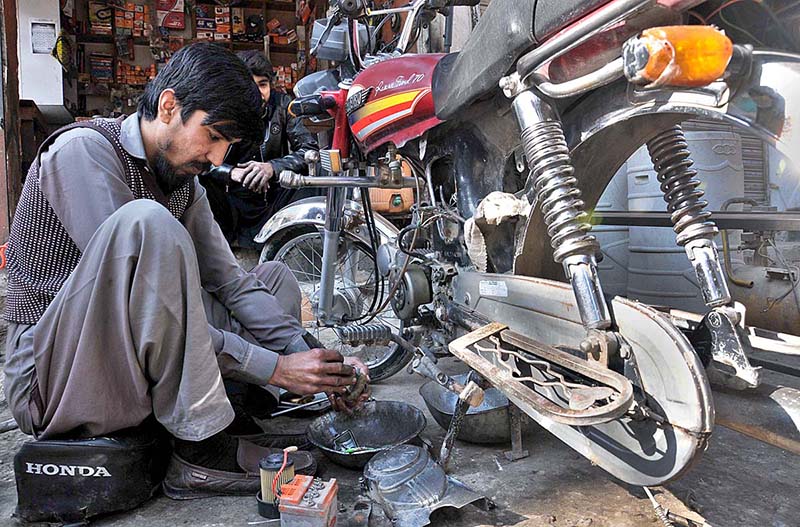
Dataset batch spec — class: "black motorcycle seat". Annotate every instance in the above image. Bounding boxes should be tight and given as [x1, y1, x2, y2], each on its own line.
[13, 423, 169, 523]
[432, 0, 611, 121]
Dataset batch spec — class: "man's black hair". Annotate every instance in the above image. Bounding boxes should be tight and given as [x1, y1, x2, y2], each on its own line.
[236, 50, 275, 80]
[138, 42, 263, 147]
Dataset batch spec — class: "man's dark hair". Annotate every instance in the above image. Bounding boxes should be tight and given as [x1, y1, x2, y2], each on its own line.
[139, 42, 263, 146]
[236, 50, 275, 80]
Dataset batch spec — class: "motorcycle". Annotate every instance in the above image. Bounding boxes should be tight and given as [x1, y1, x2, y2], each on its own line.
[257, 0, 800, 486]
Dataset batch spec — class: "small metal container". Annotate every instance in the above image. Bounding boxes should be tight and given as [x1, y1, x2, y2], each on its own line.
[419, 373, 511, 444]
[307, 401, 426, 469]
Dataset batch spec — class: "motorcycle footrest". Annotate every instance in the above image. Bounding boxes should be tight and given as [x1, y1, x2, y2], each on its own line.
[335, 323, 393, 346]
[448, 323, 634, 426]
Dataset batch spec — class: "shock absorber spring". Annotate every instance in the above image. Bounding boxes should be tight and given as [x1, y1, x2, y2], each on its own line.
[647, 126, 718, 246]
[646, 126, 731, 307]
[512, 91, 610, 330]
[520, 121, 598, 264]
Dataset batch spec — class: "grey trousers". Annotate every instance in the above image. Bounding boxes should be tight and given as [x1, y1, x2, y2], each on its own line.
[5, 200, 300, 441]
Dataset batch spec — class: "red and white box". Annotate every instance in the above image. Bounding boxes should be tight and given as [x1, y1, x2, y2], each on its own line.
[156, 0, 185, 29]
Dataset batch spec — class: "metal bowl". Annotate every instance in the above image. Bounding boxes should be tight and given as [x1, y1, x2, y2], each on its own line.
[307, 400, 427, 469]
[419, 373, 511, 444]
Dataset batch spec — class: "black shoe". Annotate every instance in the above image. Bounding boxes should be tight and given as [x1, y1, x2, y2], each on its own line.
[162, 438, 316, 500]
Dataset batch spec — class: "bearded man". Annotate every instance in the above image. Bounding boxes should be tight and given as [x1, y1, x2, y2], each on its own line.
[3, 43, 367, 498]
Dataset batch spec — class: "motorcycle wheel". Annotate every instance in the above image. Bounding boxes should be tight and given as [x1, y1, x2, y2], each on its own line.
[260, 226, 413, 382]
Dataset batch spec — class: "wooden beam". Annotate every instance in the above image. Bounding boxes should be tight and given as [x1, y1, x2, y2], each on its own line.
[0, 0, 22, 240]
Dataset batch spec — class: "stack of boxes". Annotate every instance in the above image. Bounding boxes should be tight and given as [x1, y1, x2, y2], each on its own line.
[267, 18, 298, 46]
[273, 64, 300, 91]
[116, 63, 157, 86]
[114, 3, 151, 41]
[89, 52, 114, 82]
[195, 4, 215, 41]
[195, 5, 247, 42]
[214, 6, 231, 42]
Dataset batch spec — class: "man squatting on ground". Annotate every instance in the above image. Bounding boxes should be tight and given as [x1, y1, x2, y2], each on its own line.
[202, 50, 320, 249]
[2, 43, 368, 498]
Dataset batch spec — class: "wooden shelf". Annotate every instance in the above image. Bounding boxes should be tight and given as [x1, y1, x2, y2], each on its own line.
[236, 1, 296, 11]
[231, 40, 266, 48]
[77, 34, 151, 46]
[231, 40, 297, 52]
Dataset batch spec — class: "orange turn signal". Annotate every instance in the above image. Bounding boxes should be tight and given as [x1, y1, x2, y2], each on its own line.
[623, 25, 733, 88]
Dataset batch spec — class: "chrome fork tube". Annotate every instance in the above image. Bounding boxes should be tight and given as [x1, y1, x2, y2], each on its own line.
[512, 91, 611, 330]
[318, 186, 347, 325]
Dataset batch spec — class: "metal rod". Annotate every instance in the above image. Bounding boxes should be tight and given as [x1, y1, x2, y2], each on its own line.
[280, 172, 419, 189]
[443, 4, 454, 53]
[591, 211, 800, 231]
[720, 199, 758, 288]
[534, 58, 624, 98]
[366, 4, 416, 16]
[270, 398, 328, 417]
[396, 0, 427, 52]
[713, 383, 800, 455]
[439, 395, 469, 471]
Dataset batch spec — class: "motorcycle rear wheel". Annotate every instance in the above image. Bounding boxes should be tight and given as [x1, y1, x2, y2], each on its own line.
[260, 226, 413, 382]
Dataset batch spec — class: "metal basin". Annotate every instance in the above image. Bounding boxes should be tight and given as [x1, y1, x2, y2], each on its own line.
[419, 373, 511, 444]
[307, 400, 426, 469]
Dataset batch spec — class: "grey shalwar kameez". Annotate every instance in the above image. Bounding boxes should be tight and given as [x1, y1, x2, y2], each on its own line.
[4, 113, 306, 441]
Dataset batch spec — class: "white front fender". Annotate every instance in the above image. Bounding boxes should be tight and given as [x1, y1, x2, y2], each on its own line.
[253, 196, 398, 248]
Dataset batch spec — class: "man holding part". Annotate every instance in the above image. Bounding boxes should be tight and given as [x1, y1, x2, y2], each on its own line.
[3, 43, 367, 499]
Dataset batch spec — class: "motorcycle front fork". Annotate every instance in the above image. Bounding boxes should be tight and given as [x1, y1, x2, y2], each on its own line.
[511, 90, 759, 387]
[317, 186, 347, 325]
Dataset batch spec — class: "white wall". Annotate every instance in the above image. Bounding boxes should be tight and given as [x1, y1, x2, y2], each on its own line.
[17, 0, 63, 106]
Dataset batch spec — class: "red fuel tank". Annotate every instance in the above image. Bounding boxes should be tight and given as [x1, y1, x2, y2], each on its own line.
[347, 54, 445, 153]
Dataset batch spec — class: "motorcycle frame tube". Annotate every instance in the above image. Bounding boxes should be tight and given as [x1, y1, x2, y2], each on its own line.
[515, 51, 800, 279]
[515, 0, 651, 81]
[329, 89, 351, 160]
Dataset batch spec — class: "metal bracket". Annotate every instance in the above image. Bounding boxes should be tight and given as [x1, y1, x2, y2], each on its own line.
[691, 306, 761, 389]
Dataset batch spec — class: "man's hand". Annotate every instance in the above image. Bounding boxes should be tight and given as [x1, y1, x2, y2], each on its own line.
[268, 348, 356, 395]
[231, 160, 274, 193]
[330, 356, 371, 413]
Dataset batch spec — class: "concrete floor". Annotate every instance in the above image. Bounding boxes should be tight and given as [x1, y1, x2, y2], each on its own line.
[0, 253, 798, 527]
[1, 355, 798, 526]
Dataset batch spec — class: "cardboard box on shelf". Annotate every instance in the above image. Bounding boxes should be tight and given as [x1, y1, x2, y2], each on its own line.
[266, 18, 282, 32]
[197, 30, 215, 40]
[157, 10, 185, 29]
[89, 1, 113, 35]
[232, 8, 245, 35]
[273, 29, 297, 45]
[196, 18, 216, 29]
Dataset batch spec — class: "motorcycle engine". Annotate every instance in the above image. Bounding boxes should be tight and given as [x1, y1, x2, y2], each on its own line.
[377, 242, 433, 321]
